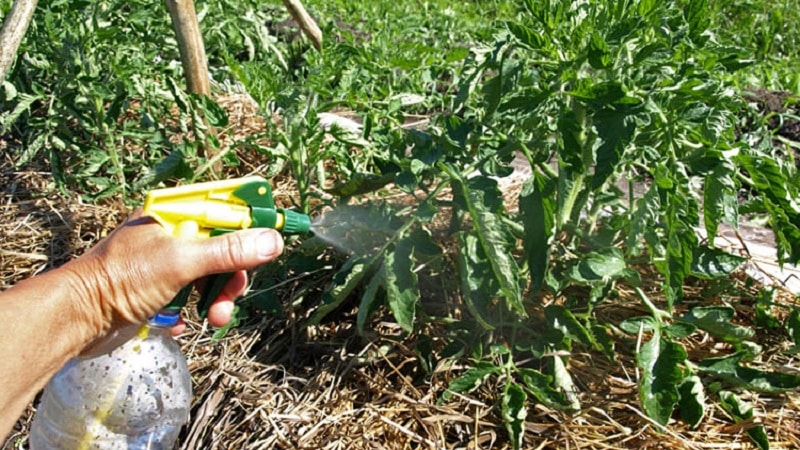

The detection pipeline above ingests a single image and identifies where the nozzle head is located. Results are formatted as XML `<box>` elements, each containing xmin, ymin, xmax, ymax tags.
<box><xmin>280</xmin><ymin>209</ymin><xmax>311</xmax><ymax>235</ymax></box>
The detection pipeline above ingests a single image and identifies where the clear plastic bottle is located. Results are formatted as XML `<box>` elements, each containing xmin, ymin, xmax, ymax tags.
<box><xmin>29</xmin><ymin>312</ymin><xmax>191</xmax><ymax>450</ymax></box>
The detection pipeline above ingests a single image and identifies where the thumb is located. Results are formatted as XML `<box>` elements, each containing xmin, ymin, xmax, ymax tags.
<box><xmin>184</xmin><ymin>228</ymin><xmax>284</xmax><ymax>278</ymax></box>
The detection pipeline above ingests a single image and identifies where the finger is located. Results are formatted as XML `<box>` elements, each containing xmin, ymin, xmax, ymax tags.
<box><xmin>206</xmin><ymin>271</ymin><xmax>247</xmax><ymax>327</ymax></box>
<box><xmin>207</xmin><ymin>299</ymin><xmax>235</xmax><ymax>328</ymax></box>
<box><xmin>171</xmin><ymin>317</ymin><xmax>187</xmax><ymax>336</ymax></box>
<box><xmin>184</xmin><ymin>229</ymin><xmax>284</xmax><ymax>278</ymax></box>
<box><xmin>222</xmin><ymin>270</ymin><xmax>249</xmax><ymax>299</ymax></box>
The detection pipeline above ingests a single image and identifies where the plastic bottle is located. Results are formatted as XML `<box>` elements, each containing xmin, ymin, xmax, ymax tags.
<box><xmin>29</xmin><ymin>312</ymin><xmax>191</xmax><ymax>450</ymax></box>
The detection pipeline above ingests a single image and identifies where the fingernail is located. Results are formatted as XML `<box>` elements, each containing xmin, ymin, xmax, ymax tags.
<box><xmin>257</xmin><ymin>230</ymin><xmax>278</xmax><ymax>258</ymax></box>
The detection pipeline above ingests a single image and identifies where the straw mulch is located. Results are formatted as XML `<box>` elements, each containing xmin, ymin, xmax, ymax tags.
<box><xmin>2</xmin><ymin>94</ymin><xmax>800</xmax><ymax>450</ymax></box>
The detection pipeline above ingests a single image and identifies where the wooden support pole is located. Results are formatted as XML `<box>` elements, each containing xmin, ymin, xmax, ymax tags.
<box><xmin>165</xmin><ymin>0</ymin><xmax>210</xmax><ymax>95</ymax></box>
<box><xmin>0</xmin><ymin>0</ymin><xmax>38</xmax><ymax>83</ymax></box>
<box><xmin>281</xmin><ymin>0</ymin><xmax>322</xmax><ymax>52</ymax></box>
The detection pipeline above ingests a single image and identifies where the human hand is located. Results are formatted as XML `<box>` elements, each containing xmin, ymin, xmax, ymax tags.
<box><xmin>62</xmin><ymin>209</ymin><xmax>284</xmax><ymax>338</ymax></box>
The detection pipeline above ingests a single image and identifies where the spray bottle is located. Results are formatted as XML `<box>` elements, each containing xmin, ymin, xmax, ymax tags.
<box><xmin>29</xmin><ymin>176</ymin><xmax>310</xmax><ymax>449</ymax></box>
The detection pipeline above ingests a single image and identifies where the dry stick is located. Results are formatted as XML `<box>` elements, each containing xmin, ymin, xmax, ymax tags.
<box><xmin>165</xmin><ymin>0</ymin><xmax>221</xmax><ymax>174</ymax></box>
<box><xmin>0</xmin><ymin>0</ymin><xmax>38</xmax><ymax>83</ymax></box>
<box><xmin>281</xmin><ymin>0</ymin><xmax>323</xmax><ymax>52</ymax></box>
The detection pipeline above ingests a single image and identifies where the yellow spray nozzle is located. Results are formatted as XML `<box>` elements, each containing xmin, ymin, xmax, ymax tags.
<box><xmin>143</xmin><ymin>176</ymin><xmax>310</xmax><ymax>239</ymax></box>
<box><xmin>143</xmin><ymin>176</ymin><xmax>311</xmax><ymax>316</ymax></box>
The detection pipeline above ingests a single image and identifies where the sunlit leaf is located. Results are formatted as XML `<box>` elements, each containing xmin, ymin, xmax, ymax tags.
<box><xmin>550</xmin><ymin>354</ymin><xmax>580</xmax><ymax>412</ymax></box>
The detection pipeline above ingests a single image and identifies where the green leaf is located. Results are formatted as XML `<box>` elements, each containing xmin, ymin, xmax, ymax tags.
<box><xmin>684</xmin><ymin>0</ymin><xmax>711</xmax><ymax>43</ymax></box>
<box><xmin>506</xmin><ymin>21</ymin><xmax>546</xmax><ymax>50</ymax></box>
<box><xmin>592</xmin><ymin>110</ymin><xmax>636</xmax><ymax>190</ymax></box>
<box><xmin>664</xmin><ymin>194</ymin><xmax>696</xmax><ymax>309</ymax></box>
<box><xmin>517</xmin><ymin>368</ymin><xmax>571</xmax><ymax>410</ymax></box>
<box><xmin>449</xmin><ymin>170</ymin><xmax>524</xmax><ymax>315</ymax></box>
<box><xmin>326</xmin><ymin>172</ymin><xmax>395</xmax><ymax>197</ymax></box>
<box><xmin>545</xmin><ymin>305</ymin><xmax>593</xmax><ymax>346</ymax></box>
<box><xmin>457</xmin><ymin>233</ymin><xmax>497</xmax><ymax>330</ymax></box>
<box><xmin>620</xmin><ymin>316</ymin><xmax>658</xmax><ymax>334</ymax></box>
<box><xmin>357</xmin><ymin>265</ymin><xmax>385</xmax><ymax>335</ymax></box>
<box><xmin>678</xmin><ymin>375</ymin><xmax>705</xmax><ymax>429</ymax></box>
<box><xmin>637</xmin><ymin>330</ymin><xmax>686</xmax><ymax>427</ymax></box>
<box><xmin>441</xmin><ymin>362</ymin><xmax>502</xmax><ymax>402</ymax></box>
<box><xmin>697</xmin><ymin>352</ymin><xmax>800</xmax><ymax>392</ymax></box>
<box><xmin>502</xmin><ymin>383</ymin><xmax>527</xmax><ymax>450</ymax></box>
<box><xmin>563</xmin><ymin>247</ymin><xmax>630</xmax><ymax>285</ymax></box>
<box><xmin>384</xmin><ymin>237</ymin><xmax>420</xmax><ymax>333</ymax></box>
<box><xmin>718</xmin><ymin>391</ymin><xmax>770</xmax><ymax>450</ymax></box>
<box><xmin>786</xmin><ymin>308</ymin><xmax>800</xmax><ymax>346</ymax></box>
<box><xmin>690</xmin><ymin>246</ymin><xmax>746</xmax><ymax>279</ymax></box>
<box><xmin>587</xmin><ymin>32</ymin><xmax>611</xmax><ymax>69</ymax></box>
<box><xmin>308</xmin><ymin>256</ymin><xmax>370</xmax><ymax>325</ymax></box>
<box><xmin>520</xmin><ymin>172</ymin><xmax>556</xmax><ymax>293</ymax></box>
<box><xmin>680</xmin><ymin>306</ymin><xmax>754</xmax><ymax>343</ymax></box>
<box><xmin>664</xmin><ymin>322</ymin><xmax>697</xmax><ymax>339</ymax></box>
<box><xmin>703</xmin><ymin>162</ymin><xmax>739</xmax><ymax>246</ymax></box>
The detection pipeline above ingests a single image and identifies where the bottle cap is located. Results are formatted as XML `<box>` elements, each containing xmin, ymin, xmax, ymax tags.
<box><xmin>150</xmin><ymin>310</ymin><xmax>181</xmax><ymax>328</ymax></box>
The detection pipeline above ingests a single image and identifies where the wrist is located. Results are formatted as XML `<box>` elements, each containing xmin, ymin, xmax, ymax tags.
<box><xmin>58</xmin><ymin>258</ymin><xmax>112</xmax><ymax>340</ymax></box>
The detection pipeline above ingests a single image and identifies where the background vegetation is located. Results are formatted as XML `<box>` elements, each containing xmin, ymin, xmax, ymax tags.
<box><xmin>2</xmin><ymin>0</ymin><xmax>800</xmax><ymax>448</ymax></box>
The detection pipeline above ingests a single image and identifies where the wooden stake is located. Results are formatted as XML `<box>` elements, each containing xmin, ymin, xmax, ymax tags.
<box><xmin>0</xmin><ymin>0</ymin><xmax>38</xmax><ymax>83</ymax></box>
<box><xmin>165</xmin><ymin>0</ymin><xmax>210</xmax><ymax>95</ymax></box>
<box><xmin>281</xmin><ymin>0</ymin><xmax>323</xmax><ymax>52</ymax></box>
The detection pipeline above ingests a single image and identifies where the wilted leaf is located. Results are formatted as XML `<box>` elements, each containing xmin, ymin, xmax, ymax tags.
<box><xmin>691</xmin><ymin>246</ymin><xmax>746</xmax><ymax>279</ymax></box>
<box><xmin>199</xmin><ymin>94</ymin><xmax>229</xmax><ymax>127</ymax></box>
<box><xmin>441</xmin><ymin>362</ymin><xmax>502</xmax><ymax>402</ymax></box>
<box><xmin>357</xmin><ymin>265</ymin><xmax>385</xmax><ymax>335</ymax></box>
<box><xmin>384</xmin><ymin>237</ymin><xmax>420</xmax><ymax>332</ymax></box>
<box><xmin>698</xmin><ymin>352</ymin><xmax>800</xmax><ymax>392</ymax></box>
<box><xmin>450</xmin><ymin>170</ymin><xmax>524</xmax><ymax>315</ymax></box>
<box><xmin>326</xmin><ymin>172</ymin><xmax>395</xmax><ymax>197</ymax></box>
<box><xmin>786</xmin><ymin>308</ymin><xmax>800</xmax><ymax>345</ymax></box>
<box><xmin>637</xmin><ymin>330</ymin><xmax>686</xmax><ymax>427</ymax></box>
<box><xmin>545</xmin><ymin>305</ymin><xmax>593</xmax><ymax>346</ymax></box>
<box><xmin>458</xmin><ymin>233</ymin><xmax>498</xmax><ymax>330</ymax></box>
<box><xmin>550</xmin><ymin>354</ymin><xmax>580</xmax><ymax>412</ymax></box>
<box><xmin>718</xmin><ymin>391</ymin><xmax>770</xmax><ymax>450</ymax></box>
<box><xmin>520</xmin><ymin>172</ymin><xmax>556</xmax><ymax>293</ymax></box>
<box><xmin>308</xmin><ymin>256</ymin><xmax>370</xmax><ymax>325</ymax></box>
<box><xmin>518</xmin><ymin>367</ymin><xmax>572</xmax><ymax>410</ymax></box>
<box><xmin>680</xmin><ymin>306</ymin><xmax>754</xmax><ymax>343</ymax></box>
<box><xmin>502</xmin><ymin>383</ymin><xmax>527</xmax><ymax>450</ymax></box>
<box><xmin>678</xmin><ymin>375</ymin><xmax>705</xmax><ymax>428</ymax></box>
<box><xmin>704</xmin><ymin>161</ymin><xmax>739</xmax><ymax>246</ymax></box>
